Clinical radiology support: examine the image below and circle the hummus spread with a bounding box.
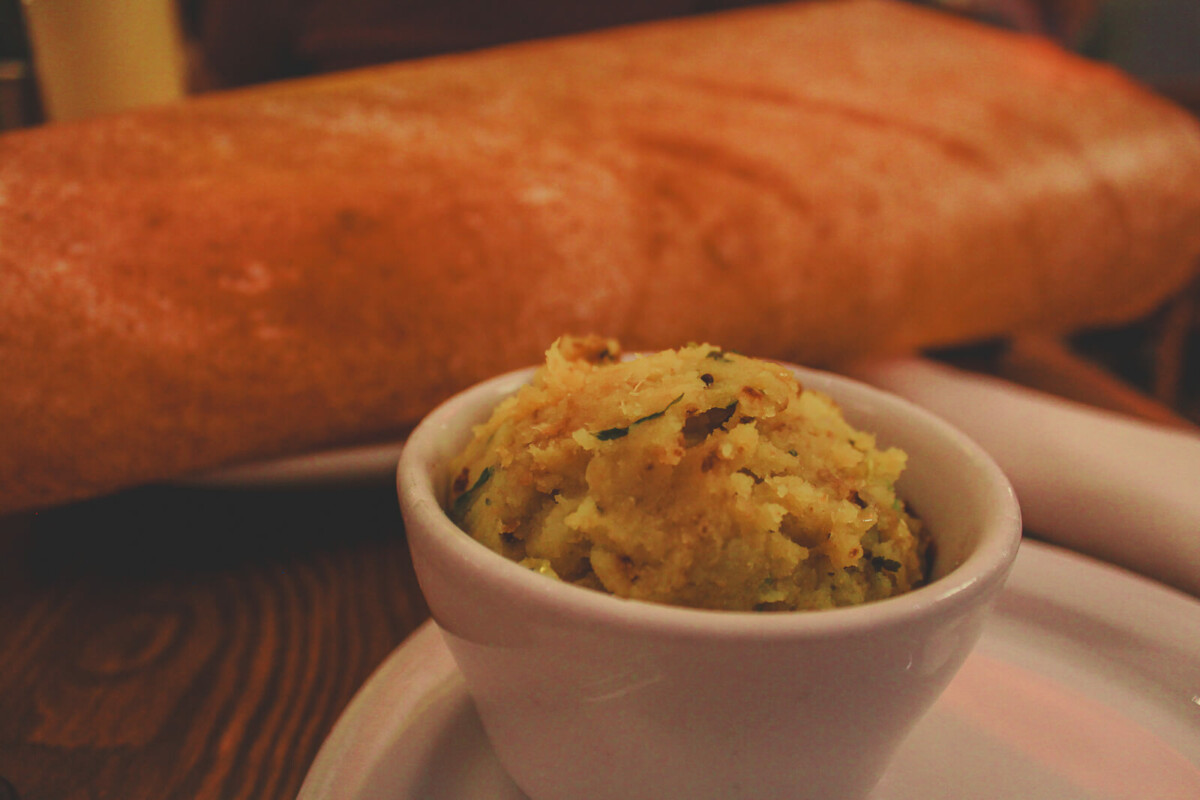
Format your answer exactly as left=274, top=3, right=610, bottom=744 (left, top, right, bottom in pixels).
left=447, top=336, right=928, bottom=611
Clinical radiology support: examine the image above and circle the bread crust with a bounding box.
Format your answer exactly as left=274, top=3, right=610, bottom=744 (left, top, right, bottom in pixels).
left=3, top=0, right=1200, bottom=512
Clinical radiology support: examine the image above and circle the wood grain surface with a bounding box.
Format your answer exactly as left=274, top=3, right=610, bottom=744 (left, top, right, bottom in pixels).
left=0, top=483, right=428, bottom=800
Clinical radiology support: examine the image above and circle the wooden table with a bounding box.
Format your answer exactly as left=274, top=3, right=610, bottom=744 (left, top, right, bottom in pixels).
left=0, top=337, right=1191, bottom=800
left=0, top=483, right=429, bottom=800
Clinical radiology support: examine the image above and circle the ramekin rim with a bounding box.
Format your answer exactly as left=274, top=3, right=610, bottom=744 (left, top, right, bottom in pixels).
left=398, top=361, right=1022, bottom=640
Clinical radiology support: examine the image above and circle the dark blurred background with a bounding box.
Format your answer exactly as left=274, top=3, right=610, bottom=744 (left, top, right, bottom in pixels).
left=1, top=1, right=1197, bottom=110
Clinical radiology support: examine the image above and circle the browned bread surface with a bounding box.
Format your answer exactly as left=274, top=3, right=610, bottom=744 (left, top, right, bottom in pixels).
left=3, top=0, right=1200, bottom=513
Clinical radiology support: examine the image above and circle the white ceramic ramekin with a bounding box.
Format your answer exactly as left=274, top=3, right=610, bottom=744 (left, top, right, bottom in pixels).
left=398, top=363, right=1021, bottom=800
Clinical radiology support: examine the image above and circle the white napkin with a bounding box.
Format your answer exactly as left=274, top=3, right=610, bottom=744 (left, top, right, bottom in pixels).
left=846, top=357, right=1200, bottom=598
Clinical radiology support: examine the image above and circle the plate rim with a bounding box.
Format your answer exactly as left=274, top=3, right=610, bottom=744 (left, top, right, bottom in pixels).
left=296, top=539, right=1200, bottom=800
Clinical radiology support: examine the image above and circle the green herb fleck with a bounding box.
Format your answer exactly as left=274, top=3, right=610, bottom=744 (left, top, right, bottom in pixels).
left=451, top=465, right=494, bottom=519
left=634, top=394, right=683, bottom=424
left=594, top=394, right=684, bottom=440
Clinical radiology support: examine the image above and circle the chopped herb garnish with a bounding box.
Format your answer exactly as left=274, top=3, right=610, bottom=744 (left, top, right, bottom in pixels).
left=871, top=556, right=903, bottom=572
left=594, top=394, right=683, bottom=440
left=635, top=394, right=684, bottom=424
left=451, top=465, right=494, bottom=519
left=706, top=349, right=733, bottom=362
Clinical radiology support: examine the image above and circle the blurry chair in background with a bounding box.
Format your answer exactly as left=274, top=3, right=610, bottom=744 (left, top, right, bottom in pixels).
left=182, top=0, right=772, bottom=90
left=184, top=0, right=1111, bottom=89
left=915, top=0, right=1099, bottom=42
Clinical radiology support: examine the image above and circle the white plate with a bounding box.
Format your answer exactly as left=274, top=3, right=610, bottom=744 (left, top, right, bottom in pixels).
left=297, top=540, right=1200, bottom=800
left=179, top=439, right=407, bottom=489
left=848, top=357, right=1200, bottom=597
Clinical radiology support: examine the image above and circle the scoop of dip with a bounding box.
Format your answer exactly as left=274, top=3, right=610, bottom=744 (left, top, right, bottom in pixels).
left=447, top=336, right=928, bottom=611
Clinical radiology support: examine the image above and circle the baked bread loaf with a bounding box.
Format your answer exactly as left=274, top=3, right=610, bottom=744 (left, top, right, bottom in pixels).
left=2, top=0, right=1200, bottom=513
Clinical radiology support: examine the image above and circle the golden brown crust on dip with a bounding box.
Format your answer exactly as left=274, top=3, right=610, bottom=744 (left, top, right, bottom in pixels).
left=448, top=338, right=928, bottom=611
